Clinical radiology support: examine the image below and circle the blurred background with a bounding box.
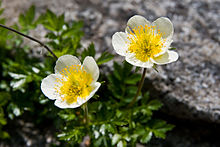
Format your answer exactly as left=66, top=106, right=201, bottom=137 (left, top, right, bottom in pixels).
left=1, top=0, right=220, bottom=146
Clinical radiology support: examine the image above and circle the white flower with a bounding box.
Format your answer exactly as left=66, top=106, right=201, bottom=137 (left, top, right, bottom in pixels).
left=112, top=15, right=179, bottom=68
left=41, top=55, right=101, bottom=109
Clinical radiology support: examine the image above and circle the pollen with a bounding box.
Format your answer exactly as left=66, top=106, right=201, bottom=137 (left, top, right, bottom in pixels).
left=127, top=25, right=165, bottom=62
left=55, top=65, right=93, bottom=104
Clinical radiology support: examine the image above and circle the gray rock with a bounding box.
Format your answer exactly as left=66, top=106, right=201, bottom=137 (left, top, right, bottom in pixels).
left=2, top=0, right=220, bottom=123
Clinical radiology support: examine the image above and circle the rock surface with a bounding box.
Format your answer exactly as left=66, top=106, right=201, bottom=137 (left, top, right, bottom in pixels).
left=1, top=0, right=220, bottom=146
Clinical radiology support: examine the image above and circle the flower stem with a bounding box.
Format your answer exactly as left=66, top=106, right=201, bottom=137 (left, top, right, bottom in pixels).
left=83, top=103, right=89, bottom=126
left=128, top=68, right=146, bottom=107
left=0, top=24, right=58, bottom=59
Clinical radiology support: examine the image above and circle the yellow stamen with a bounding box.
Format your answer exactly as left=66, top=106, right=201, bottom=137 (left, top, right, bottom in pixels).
left=127, top=25, right=165, bottom=62
left=55, top=65, right=93, bottom=104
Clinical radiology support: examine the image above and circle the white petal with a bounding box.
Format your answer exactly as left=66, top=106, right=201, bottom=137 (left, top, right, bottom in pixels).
left=55, top=55, right=81, bottom=74
left=126, top=15, right=151, bottom=33
left=152, top=17, right=174, bottom=39
left=54, top=99, right=71, bottom=109
left=41, top=74, right=62, bottom=100
left=54, top=82, right=101, bottom=109
left=83, top=56, right=99, bottom=82
left=78, top=82, right=101, bottom=106
left=112, top=32, right=129, bottom=56
left=152, top=50, right=179, bottom=65
left=154, top=39, right=173, bottom=57
left=125, top=54, right=154, bottom=68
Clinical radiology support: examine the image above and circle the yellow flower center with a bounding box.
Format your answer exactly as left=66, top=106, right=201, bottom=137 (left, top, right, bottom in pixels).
left=127, top=25, right=165, bottom=62
left=55, top=65, right=93, bottom=104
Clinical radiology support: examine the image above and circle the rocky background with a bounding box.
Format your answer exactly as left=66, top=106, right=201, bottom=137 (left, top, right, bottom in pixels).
left=1, top=0, right=220, bottom=146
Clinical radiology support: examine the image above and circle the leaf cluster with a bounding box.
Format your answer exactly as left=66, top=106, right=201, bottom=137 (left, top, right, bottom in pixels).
left=58, top=62, right=174, bottom=146
left=0, top=5, right=114, bottom=141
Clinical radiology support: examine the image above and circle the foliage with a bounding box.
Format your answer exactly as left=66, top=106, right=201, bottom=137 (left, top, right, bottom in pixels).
left=0, top=92, right=10, bottom=139
left=0, top=3, right=174, bottom=146
left=57, top=62, right=174, bottom=146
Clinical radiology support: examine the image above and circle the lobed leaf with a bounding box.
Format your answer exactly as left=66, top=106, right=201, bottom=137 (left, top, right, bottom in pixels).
left=97, top=52, right=114, bottom=65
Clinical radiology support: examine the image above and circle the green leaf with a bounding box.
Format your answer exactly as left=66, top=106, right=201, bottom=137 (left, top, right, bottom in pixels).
left=0, top=9, right=4, bottom=16
left=147, top=100, right=163, bottom=111
left=140, top=130, right=152, bottom=144
left=135, top=67, right=141, bottom=72
left=40, top=10, right=60, bottom=31
left=123, top=61, right=133, bottom=77
left=150, top=120, right=175, bottom=139
left=116, top=109, right=122, bottom=118
left=112, top=134, right=122, bottom=145
left=113, top=62, right=122, bottom=80
left=0, top=131, right=10, bottom=139
left=97, top=52, right=114, bottom=65
left=140, top=107, right=152, bottom=116
left=62, top=21, right=84, bottom=38
left=57, top=14, right=65, bottom=30
left=141, top=92, right=150, bottom=103
left=0, top=117, right=6, bottom=125
left=45, top=32, right=57, bottom=39
left=94, top=136, right=104, bottom=147
left=10, top=79, right=26, bottom=91
left=7, top=103, right=23, bottom=119
left=117, top=140, right=127, bottom=147
left=58, top=128, right=84, bottom=143
left=100, top=124, right=115, bottom=134
left=58, top=113, right=76, bottom=121
left=117, top=140, right=123, bottom=147
left=0, top=92, right=10, bottom=106
left=0, top=17, right=5, bottom=24
left=125, top=74, right=141, bottom=84
left=81, top=43, right=96, bottom=61
left=18, top=5, right=36, bottom=30
left=114, top=121, right=128, bottom=126
left=26, top=5, right=35, bottom=24
left=124, top=86, right=137, bottom=102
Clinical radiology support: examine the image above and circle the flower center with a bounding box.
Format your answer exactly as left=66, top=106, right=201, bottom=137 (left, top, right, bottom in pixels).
left=55, top=65, right=93, bottom=104
left=127, top=25, right=165, bottom=62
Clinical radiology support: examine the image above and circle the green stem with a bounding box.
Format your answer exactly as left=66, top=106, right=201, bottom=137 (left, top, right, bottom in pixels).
left=128, top=68, right=146, bottom=107
left=0, top=24, right=58, bottom=59
left=83, top=103, right=89, bottom=126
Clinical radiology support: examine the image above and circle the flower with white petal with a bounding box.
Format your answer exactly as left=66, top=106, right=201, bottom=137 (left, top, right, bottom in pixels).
left=41, top=55, right=101, bottom=109
left=112, top=15, right=179, bottom=68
